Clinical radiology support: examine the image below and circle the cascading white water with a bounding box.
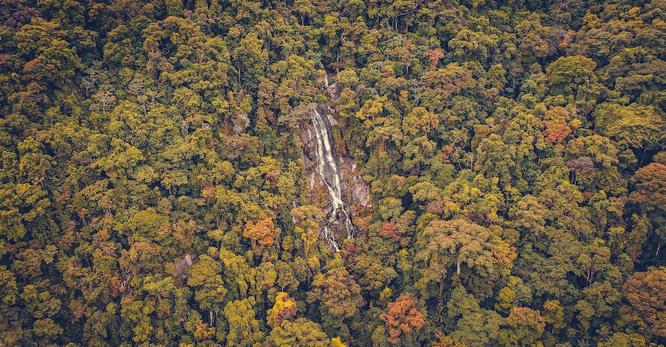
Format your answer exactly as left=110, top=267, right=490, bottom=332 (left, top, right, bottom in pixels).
left=311, top=107, right=354, bottom=251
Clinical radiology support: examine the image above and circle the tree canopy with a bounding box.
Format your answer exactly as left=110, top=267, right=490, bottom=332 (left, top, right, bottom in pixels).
left=0, top=0, right=664, bottom=346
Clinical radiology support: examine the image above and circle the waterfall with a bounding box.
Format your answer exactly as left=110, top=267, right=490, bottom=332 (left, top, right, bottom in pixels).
left=311, top=107, right=354, bottom=251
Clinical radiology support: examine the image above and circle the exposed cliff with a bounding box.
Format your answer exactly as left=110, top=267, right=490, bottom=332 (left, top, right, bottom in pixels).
left=300, top=81, right=371, bottom=250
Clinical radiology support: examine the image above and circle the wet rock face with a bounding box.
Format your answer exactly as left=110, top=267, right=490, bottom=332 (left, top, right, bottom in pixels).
left=301, top=125, right=320, bottom=175
left=299, top=86, right=370, bottom=250
left=300, top=106, right=371, bottom=214
left=340, top=159, right=371, bottom=209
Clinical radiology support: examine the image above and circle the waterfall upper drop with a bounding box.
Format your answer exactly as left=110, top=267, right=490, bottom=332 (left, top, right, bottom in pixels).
left=310, top=107, right=355, bottom=251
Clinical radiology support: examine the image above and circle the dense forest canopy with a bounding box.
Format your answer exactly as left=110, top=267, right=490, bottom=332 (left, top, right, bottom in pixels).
left=0, top=0, right=665, bottom=346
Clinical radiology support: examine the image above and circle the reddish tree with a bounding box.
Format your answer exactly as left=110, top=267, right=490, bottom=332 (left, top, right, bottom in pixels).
left=622, top=267, right=666, bottom=339
left=380, top=294, right=425, bottom=344
left=380, top=221, right=401, bottom=241
left=544, top=107, right=572, bottom=143
left=545, top=121, right=572, bottom=143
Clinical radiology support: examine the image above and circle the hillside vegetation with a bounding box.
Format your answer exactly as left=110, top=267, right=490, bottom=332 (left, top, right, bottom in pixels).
left=0, top=0, right=665, bottom=346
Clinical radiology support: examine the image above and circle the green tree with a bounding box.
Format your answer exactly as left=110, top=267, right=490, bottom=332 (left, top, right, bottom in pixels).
left=267, top=318, right=331, bottom=347
left=307, top=255, right=364, bottom=319
left=415, top=219, right=516, bottom=298
left=223, top=299, right=264, bottom=346
left=187, top=255, right=227, bottom=324
left=499, top=307, right=546, bottom=346
left=233, top=32, right=268, bottom=87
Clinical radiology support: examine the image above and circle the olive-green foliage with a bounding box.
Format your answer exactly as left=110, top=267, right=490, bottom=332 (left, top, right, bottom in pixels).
left=0, top=0, right=664, bottom=346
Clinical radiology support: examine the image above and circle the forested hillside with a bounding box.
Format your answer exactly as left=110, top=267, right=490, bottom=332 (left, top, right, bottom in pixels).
left=1, top=0, right=665, bottom=346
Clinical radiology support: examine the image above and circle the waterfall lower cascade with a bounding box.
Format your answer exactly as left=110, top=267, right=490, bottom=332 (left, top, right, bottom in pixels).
left=310, top=107, right=354, bottom=251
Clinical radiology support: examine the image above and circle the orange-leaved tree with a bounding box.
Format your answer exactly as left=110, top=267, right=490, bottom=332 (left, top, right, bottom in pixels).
left=380, top=294, right=425, bottom=344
